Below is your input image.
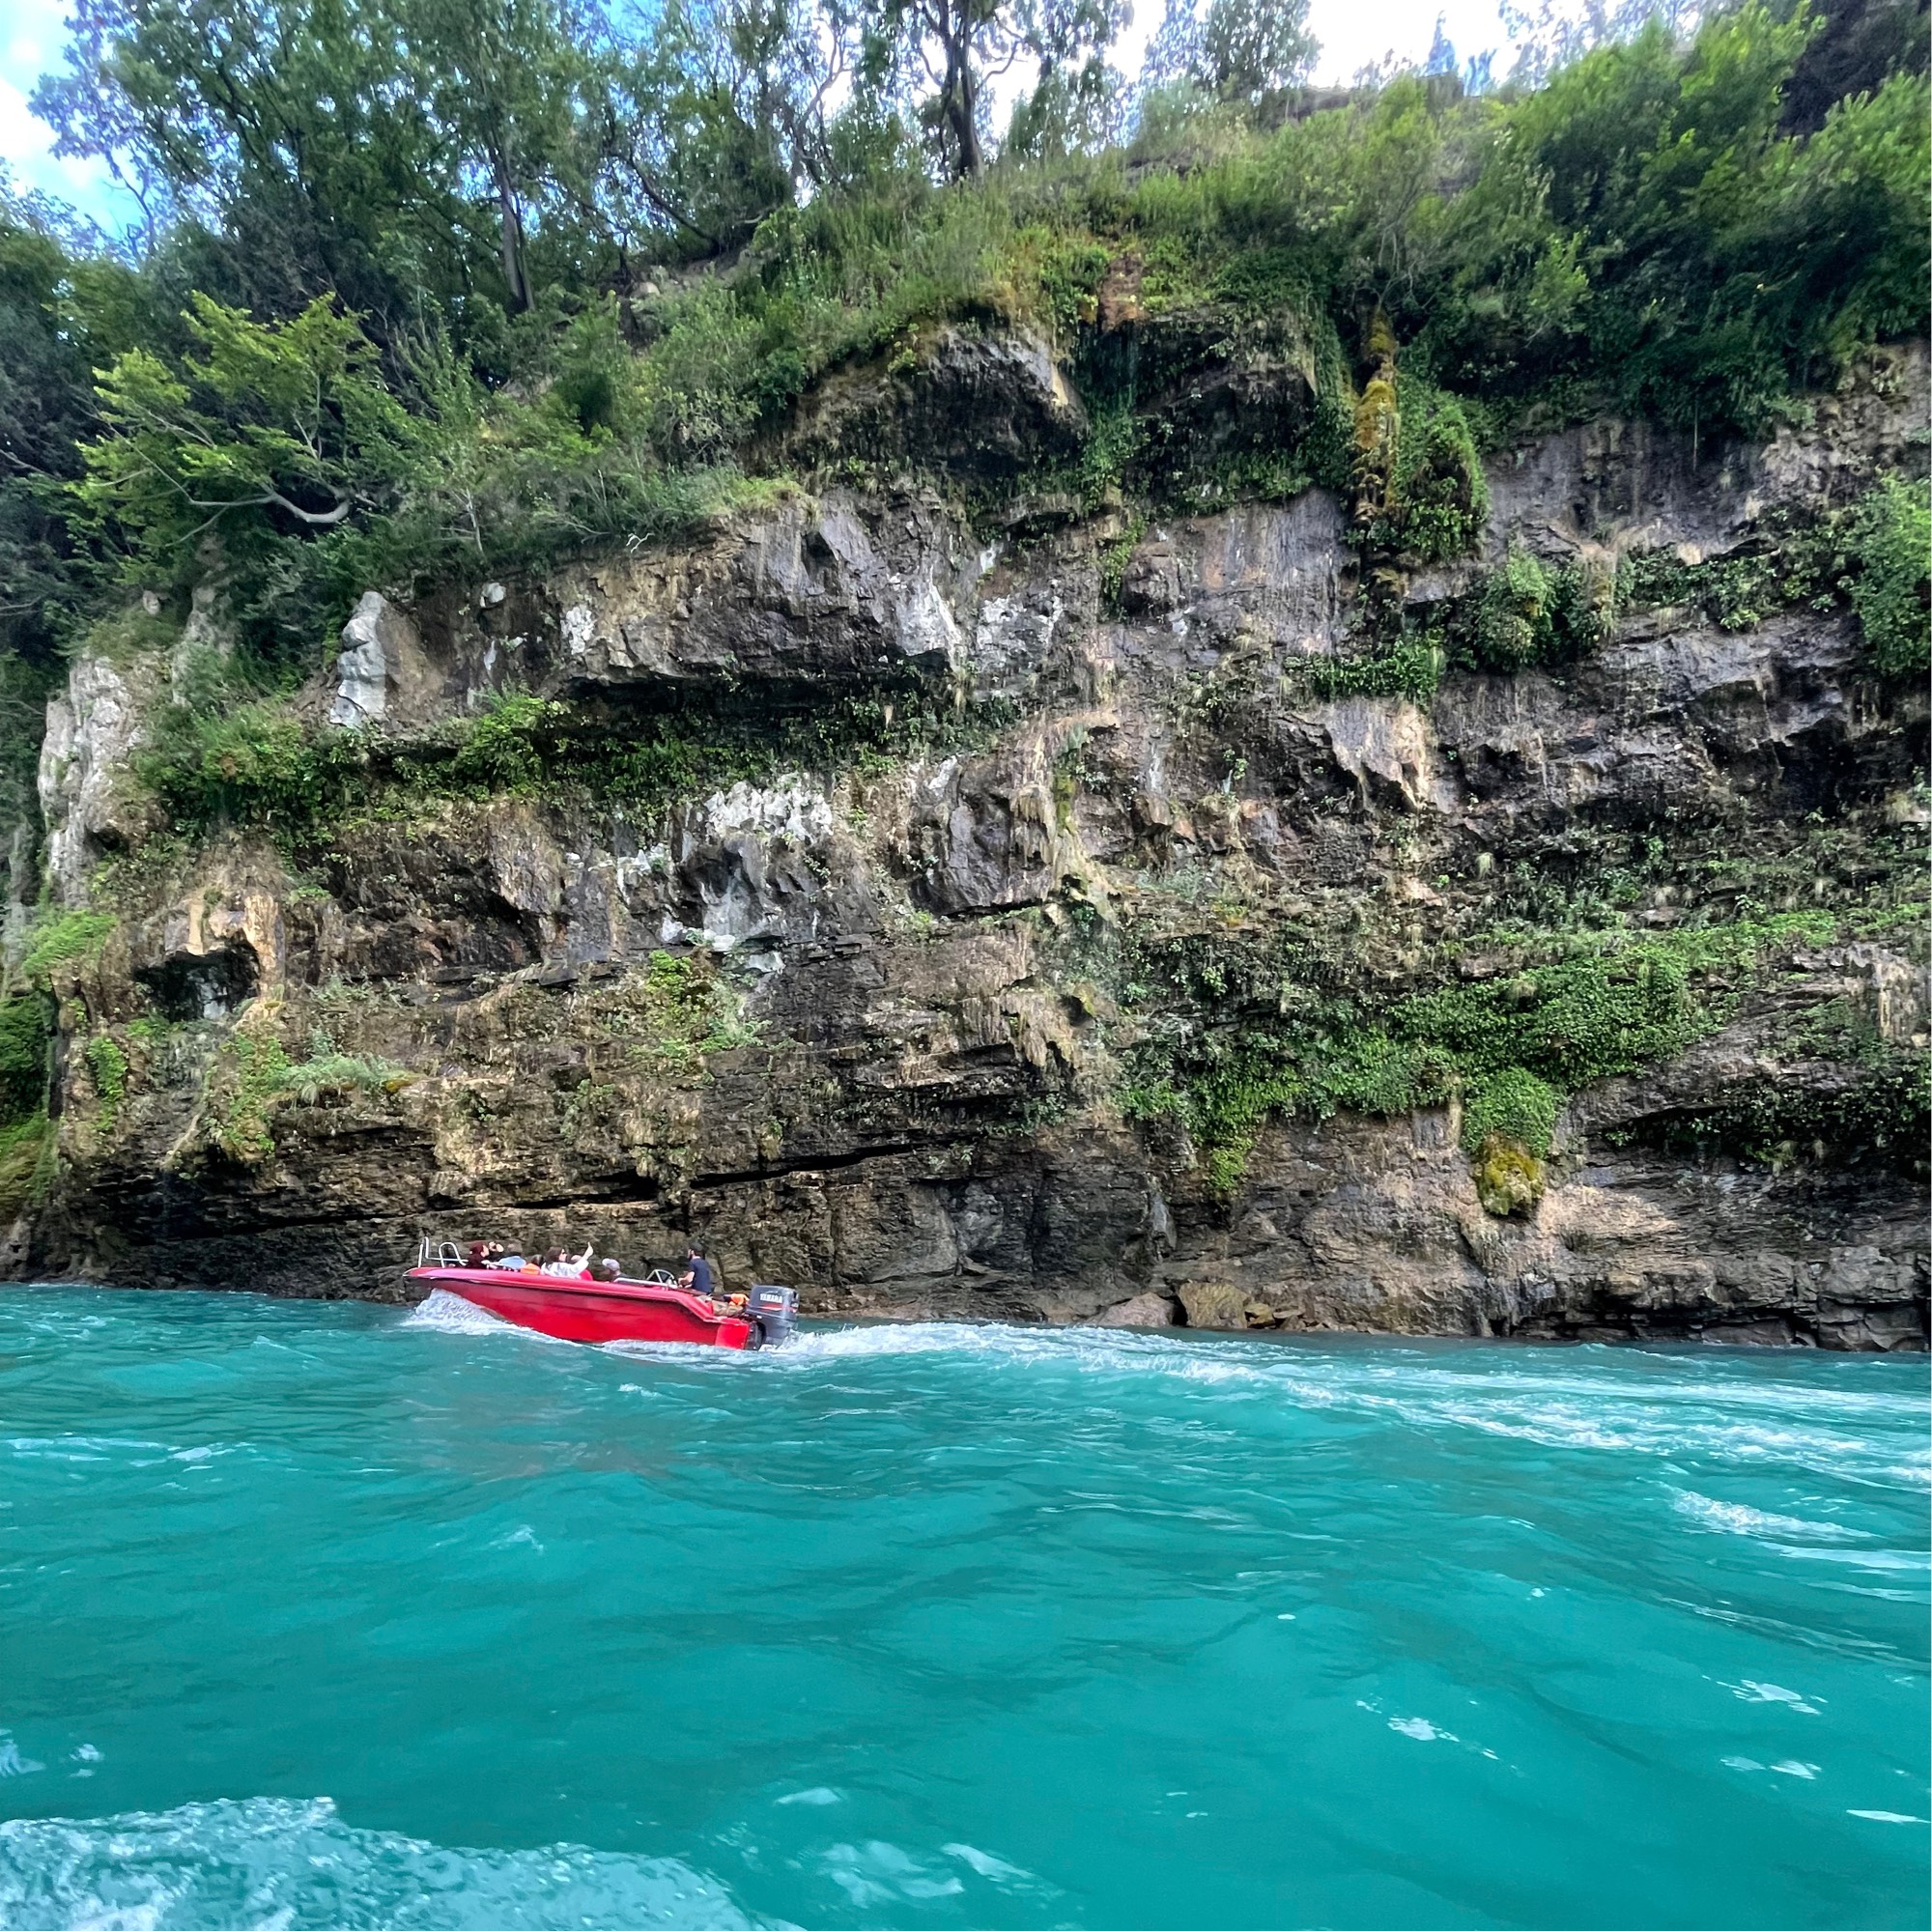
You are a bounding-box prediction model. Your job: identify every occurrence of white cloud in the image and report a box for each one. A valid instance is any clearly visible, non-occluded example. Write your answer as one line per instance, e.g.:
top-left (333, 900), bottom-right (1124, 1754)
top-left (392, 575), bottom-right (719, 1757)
top-left (0, 0), bottom-right (144, 232)
top-left (0, 69), bottom-right (123, 219)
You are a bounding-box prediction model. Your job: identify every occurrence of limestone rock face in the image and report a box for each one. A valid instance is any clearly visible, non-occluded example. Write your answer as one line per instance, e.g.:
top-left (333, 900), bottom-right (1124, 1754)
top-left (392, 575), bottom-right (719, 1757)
top-left (10, 339), bottom-right (1927, 1349)
top-left (545, 495), bottom-right (978, 690)
top-left (38, 652), bottom-right (163, 905)
top-left (331, 591), bottom-right (436, 727)
top-left (1090, 1292), bottom-right (1180, 1328)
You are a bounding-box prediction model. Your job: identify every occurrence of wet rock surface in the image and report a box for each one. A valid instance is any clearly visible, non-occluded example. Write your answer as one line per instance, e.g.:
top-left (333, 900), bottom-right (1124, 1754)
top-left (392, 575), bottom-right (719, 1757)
top-left (10, 343), bottom-right (1927, 1349)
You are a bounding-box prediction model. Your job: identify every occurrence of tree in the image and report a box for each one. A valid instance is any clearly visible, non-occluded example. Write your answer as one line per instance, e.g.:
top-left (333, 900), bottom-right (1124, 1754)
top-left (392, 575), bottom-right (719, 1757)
top-left (395, 0), bottom-right (613, 315)
top-left (1501, 0), bottom-right (1711, 85)
top-left (71, 293), bottom-right (412, 589)
top-left (33, 0), bottom-right (457, 321)
top-left (866, 0), bottom-right (1128, 177)
top-left (0, 193), bottom-right (154, 662)
top-left (604, 0), bottom-right (861, 253)
top-left (31, 0), bottom-right (616, 328)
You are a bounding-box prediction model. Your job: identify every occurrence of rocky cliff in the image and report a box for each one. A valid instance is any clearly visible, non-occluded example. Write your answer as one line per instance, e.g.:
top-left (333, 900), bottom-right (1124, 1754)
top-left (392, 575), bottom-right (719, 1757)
top-left (7, 328), bottom-right (1927, 1348)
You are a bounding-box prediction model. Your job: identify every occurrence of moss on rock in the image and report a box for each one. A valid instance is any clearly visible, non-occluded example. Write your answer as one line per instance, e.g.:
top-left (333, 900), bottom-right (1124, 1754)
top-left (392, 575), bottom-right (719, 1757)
top-left (1472, 1134), bottom-right (1547, 1218)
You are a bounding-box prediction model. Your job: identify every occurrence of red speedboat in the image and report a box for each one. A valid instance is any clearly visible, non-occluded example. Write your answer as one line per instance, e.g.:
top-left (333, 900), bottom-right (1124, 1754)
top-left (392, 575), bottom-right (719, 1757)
top-left (408, 1247), bottom-right (798, 1349)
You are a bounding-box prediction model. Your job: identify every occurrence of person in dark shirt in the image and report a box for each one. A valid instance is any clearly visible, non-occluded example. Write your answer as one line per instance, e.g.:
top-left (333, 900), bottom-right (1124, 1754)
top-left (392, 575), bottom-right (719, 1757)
top-left (680, 1248), bottom-right (714, 1297)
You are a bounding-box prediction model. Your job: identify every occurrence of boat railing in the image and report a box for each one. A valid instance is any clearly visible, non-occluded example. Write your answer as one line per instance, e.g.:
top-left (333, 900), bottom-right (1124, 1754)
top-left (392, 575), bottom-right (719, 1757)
top-left (411, 1240), bottom-right (696, 1290)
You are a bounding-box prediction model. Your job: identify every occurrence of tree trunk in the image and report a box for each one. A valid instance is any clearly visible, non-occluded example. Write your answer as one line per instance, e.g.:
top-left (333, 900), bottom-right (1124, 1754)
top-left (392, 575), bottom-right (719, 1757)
top-left (943, 4), bottom-right (981, 178)
top-left (491, 143), bottom-right (531, 312)
top-left (956, 74), bottom-right (982, 174)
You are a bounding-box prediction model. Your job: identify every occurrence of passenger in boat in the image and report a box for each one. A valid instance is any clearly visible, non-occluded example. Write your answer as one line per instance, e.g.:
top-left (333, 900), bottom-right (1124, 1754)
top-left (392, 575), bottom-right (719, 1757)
top-left (466, 1240), bottom-right (490, 1269)
top-left (590, 1258), bottom-right (621, 1283)
top-left (678, 1247), bottom-right (714, 1298)
top-left (493, 1246), bottom-right (528, 1271)
top-left (542, 1244), bottom-right (594, 1278)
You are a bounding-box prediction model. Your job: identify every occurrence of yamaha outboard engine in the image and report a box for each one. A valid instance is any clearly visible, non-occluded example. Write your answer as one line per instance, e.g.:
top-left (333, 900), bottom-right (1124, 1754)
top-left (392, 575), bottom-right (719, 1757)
top-left (748, 1286), bottom-right (799, 1347)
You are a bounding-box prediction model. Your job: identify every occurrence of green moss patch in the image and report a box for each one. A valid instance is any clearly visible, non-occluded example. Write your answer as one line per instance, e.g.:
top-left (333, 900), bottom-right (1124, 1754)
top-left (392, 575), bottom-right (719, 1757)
top-left (1116, 908), bottom-right (1846, 1198)
top-left (1471, 1135), bottom-right (1547, 1217)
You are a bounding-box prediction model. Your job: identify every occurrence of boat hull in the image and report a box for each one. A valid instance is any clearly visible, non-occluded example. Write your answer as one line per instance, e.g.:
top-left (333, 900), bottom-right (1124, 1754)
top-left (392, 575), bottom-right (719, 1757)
top-left (409, 1267), bottom-right (758, 1348)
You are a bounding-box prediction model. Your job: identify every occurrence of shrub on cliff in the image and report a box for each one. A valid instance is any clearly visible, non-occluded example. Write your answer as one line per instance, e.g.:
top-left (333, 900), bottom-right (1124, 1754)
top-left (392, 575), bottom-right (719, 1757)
top-left (0, 994), bottom-right (50, 1123)
top-left (1846, 475), bottom-right (1932, 677)
top-left (1461, 1067), bottom-right (1562, 1159)
top-left (1117, 911), bottom-right (1842, 1196)
top-left (1462, 547), bottom-right (1618, 672)
top-left (20, 912), bottom-right (115, 984)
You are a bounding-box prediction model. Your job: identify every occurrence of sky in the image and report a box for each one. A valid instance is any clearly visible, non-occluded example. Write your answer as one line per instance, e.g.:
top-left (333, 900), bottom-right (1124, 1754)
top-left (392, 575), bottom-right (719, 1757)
top-left (0, 0), bottom-right (1520, 236)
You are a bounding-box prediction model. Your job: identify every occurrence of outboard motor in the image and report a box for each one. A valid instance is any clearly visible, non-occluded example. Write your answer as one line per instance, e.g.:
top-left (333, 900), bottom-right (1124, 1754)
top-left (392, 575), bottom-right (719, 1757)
top-left (748, 1286), bottom-right (799, 1347)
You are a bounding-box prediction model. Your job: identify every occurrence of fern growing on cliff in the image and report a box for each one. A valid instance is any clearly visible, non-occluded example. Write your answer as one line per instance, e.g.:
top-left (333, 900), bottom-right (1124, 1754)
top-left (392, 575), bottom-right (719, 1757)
top-left (1846, 475), bottom-right (1932, 677)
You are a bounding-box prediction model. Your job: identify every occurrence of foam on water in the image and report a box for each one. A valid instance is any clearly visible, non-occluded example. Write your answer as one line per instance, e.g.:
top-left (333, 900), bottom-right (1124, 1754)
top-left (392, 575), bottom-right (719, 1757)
top-left (409, 1300), bottom-right (1928, 1487)
top-left (1672, 1491), bottom-right (1872, 1540)
top-left (402, 1289), bottom-right (519, 1337)
top-left (635, 1316), bottom-right (1926, 1488)
top-left (0, 1798), bottom-right (791, 1931)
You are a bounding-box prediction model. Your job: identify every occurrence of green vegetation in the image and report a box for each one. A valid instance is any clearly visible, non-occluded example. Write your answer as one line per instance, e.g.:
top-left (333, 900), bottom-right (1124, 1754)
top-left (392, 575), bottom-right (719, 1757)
top-left (1117, 906), bottom-right (1851, 1198)
top-left (0, 0), bottom-right (1918, 706)
top-left (206, 1026), bottom-right (409, 1164)
top-left (1624, 1044), bottom-right (1929, 1171)
top-left (616, 952), bottom-right (761, 1071)
top-left (1615, 478), bottom-right (1929, 660)
top-left (1357, 374), bottom-right (1490, 565)
top-left (1604, 983), bottom-right (1930, 1171)
top-left (1096, 515), bottom-right (1148, 611)
top-left (0, 1115), bottom-right (54, 1221)
top-left (1352, 474), bottom-right (1923, 688)
top-left (1845, 475), bottom-right (1932, 675)
top-left (1461, 1066), bottom-right (1562, 1159)
top-left (1456, 546), bottom-right (1617, 672)
top-left (0, 989), bottom-right (54, 1211)
top-left (1470, 1134), bottom-right (1547, 1218)
top-left (82, 1035), bottom-right (129, 1131)
top-left (211, 1031), bottom-right (289, 1164)
top-left (138, 679), bottom-right (1013, 854)
top-left (0, 993), bottom-right (50, 1122)
top-left (20, 912), bottom-right (115, 983)
top-left (1305, 637), bottom-right (1442, 704)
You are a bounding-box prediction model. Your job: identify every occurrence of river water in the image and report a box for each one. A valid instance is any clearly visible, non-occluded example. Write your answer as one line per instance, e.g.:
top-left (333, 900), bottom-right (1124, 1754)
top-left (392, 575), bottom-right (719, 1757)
top-left (0, 1286), bottom-right (1924, 1930)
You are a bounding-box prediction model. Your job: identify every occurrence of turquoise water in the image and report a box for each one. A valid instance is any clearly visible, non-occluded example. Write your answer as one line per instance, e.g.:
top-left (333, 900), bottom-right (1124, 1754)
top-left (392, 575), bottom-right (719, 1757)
top-left (0, 1287), bottom-right (1925, 1930)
